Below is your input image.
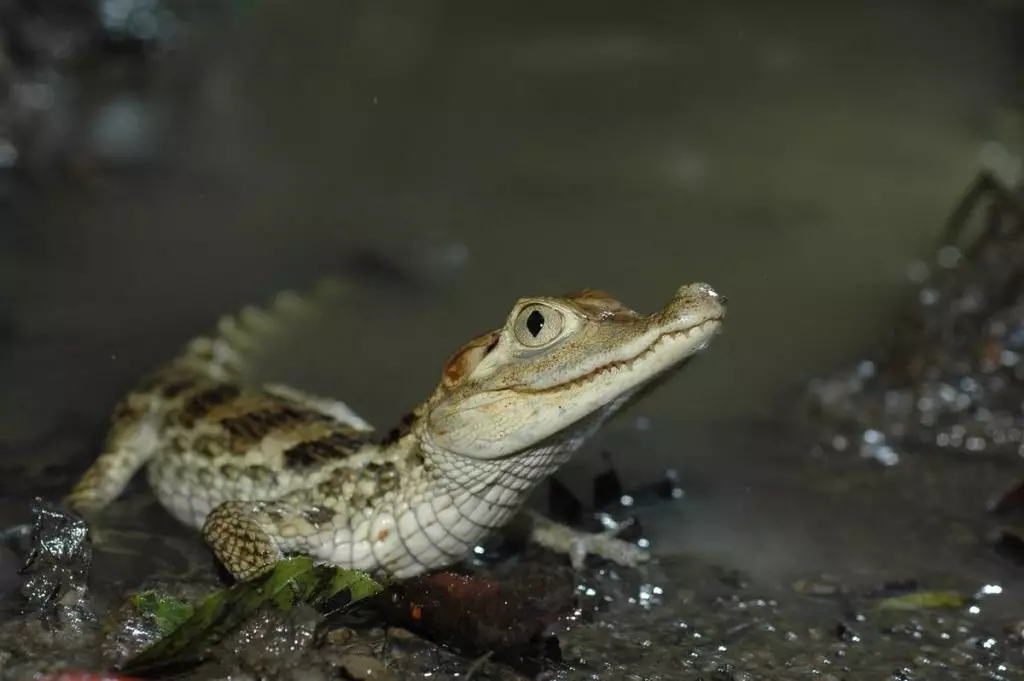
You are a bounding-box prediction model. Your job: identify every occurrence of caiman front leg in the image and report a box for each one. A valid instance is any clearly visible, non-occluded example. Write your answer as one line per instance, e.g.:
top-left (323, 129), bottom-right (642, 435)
top-left (65, 409), bottom-right (163, 515)
top-left (522, 510), bottom-right (650, 570)
top-left (202, 499), bottom-right (319, 581)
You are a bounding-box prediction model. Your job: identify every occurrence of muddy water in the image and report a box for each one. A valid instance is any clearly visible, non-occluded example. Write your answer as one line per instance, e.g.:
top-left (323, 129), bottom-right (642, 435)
top-left (2, 1), bottom-right (1024, 679)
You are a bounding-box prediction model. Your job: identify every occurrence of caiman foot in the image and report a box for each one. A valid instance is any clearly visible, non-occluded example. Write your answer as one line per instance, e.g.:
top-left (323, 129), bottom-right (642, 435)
top-left (523, 510), bottom-right (650, 570)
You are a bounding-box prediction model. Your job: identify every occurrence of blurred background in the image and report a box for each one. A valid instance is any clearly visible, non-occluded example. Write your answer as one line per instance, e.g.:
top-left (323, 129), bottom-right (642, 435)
top-left (1, 0), bottom-right (1023, 577)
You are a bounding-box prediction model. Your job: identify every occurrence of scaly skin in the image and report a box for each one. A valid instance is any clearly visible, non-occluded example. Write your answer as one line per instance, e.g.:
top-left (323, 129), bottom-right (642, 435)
top-left (65, 282), bottom-right (726, 581)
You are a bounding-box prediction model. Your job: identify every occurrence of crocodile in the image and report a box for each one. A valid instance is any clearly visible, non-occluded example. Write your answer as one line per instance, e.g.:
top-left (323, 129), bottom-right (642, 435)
top-left (64, 282), bottom-right (726, 581)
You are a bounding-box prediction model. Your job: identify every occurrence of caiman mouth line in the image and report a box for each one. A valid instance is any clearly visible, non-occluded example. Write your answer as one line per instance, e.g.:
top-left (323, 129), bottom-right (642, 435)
top-left (510, 316), bottom-right (724, 396)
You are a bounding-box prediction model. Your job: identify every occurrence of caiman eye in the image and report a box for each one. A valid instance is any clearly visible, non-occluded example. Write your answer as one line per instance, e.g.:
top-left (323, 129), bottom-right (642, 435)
top-left (513, 304), bottom-right (564, 347)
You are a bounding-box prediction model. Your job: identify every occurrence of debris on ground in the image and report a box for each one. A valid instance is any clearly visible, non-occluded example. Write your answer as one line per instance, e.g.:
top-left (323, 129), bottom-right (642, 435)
top-left (18, 500), bottom-right (94, 631)
top-left (374, 565), bottom-right (574, 677)
top-left (805, 172), bottom-right (1024, 465)
top-left (119, 556), bottom-right (382, 676)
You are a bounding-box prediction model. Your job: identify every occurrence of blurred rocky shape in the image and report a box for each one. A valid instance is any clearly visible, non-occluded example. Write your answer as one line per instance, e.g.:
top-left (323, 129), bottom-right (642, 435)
top-left (16, 500), bottom-right (95, 633)
top-left (805, 171), bottom-right (1024, 462)
top-left (0, 0), bottom-right (229, 187)
top-left (0, 504), bottom-right (103, 678)
top-left (987, 478), bottom-right (1024, 564)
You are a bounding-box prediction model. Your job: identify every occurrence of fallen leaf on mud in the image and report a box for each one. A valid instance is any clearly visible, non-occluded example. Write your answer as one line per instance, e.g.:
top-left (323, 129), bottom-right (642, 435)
top-left (119, 557), bottom-right (381, 677)
top-left (874, 590), bottom-right (967, 611)
top-left (374, 566), bottom-right (573, 676)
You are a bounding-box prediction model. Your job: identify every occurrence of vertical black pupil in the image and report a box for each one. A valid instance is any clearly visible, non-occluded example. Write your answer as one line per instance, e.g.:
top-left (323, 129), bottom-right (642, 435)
top-left (526, 310), bottom-right (545, 337)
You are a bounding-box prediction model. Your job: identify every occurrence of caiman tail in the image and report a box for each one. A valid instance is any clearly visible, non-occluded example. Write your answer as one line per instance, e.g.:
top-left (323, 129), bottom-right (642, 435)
top-left (170, 277), bottom-right (346, 382)
top-left (65, 277), bottom-right (347, 514)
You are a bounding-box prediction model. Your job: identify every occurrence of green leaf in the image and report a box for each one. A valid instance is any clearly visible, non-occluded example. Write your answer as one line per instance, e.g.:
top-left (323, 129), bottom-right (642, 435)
top-left (130, 590), bottom-right (195, 635)
top-left (120, 557), bottom-right (383, 676)
top-left (874, 590), bottom-right (967, 611)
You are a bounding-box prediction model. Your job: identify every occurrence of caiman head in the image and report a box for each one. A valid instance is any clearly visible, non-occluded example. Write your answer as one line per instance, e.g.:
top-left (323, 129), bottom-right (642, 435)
top-left (417, 283), bottom-right (726, 462)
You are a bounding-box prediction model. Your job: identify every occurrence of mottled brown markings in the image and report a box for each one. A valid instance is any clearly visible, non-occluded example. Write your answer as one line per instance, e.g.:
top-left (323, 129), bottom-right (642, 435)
top-left (133, 365), bottom-right (205, 402)
top-left (364, 461), bottom-right (400, 493)
top-left (316, 469), bottom-right (358, 499)
top-left (161, 378), bottom-right (197, 399)
top-left (196, 467), bottom-right (214, 487)
top-left (219, 406), bottom-right (331, 453)
top-left (309, 462), bottom-right (399, 511)
top-left (246, 464), bottom-right (279, 485)
top-left (109, 398), bottom-right (137, 425)
top-left (281, 430), bottom-right (365, 470)
top-left (162, 408), bottom-right (182, 429)
top-left (218, 464), bottom-right (243, 482)
top-left (134, 370), bottom-right (173, 394)
top-left (178, 384), bottom-right (243, 427)
top-left (192, 435), bottom-right (225, 458)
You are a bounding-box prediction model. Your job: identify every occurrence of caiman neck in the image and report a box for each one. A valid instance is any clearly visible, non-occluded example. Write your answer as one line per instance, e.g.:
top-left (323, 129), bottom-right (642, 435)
top-left (418, 407), bottom-right (605, 496)
top-left (377, 407), bottom-right (426, 460)
top-left (376, 405), bottom-right (578, 499)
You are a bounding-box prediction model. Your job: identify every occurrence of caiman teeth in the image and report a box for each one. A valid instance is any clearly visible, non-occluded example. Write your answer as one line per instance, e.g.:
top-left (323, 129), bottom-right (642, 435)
top-left (513, 316), bottom-right (723, 395)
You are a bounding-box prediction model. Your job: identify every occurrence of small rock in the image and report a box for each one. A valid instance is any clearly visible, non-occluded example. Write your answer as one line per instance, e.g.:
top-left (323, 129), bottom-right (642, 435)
top-left (322, 626), bottom-right (357, 646)
top-left (337, 654), bottom-right (398, 681)
top-left (18, 500), bottom-right (95, 634)
top-left (384, 627), bottom-right (419, 641)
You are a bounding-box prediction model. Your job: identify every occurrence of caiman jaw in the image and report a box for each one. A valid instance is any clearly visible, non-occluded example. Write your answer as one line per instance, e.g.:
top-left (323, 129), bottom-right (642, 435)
top-left (514, 284), bottom-right (724, 394)
top-left (421, 282), bottom-right (726, 460)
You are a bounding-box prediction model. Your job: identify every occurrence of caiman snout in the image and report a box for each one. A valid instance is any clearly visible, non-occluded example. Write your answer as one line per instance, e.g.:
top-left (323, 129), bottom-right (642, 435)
top-left (659, 282), bottom-right (727, 330)
top-left (676, 282), bottom-right (726, 306)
